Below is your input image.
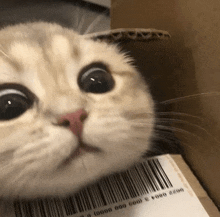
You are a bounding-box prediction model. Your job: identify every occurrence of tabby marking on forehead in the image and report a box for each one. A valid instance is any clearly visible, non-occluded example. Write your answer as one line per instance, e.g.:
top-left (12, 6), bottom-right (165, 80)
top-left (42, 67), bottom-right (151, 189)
top-left (0, 45), bottom-right (21, 72)
top-left (51, 34), bottom-right (80, 60)
top-left (10, 42), bottom-right (43, 69)
top-left (0, 58), bottom-right (19, 83)
top-left (51, 35), bottom-right (71, 61)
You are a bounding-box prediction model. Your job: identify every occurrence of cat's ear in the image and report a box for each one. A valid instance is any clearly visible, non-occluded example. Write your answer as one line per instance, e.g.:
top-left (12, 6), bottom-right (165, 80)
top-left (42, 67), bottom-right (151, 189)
top-left (83, 28), bottom-right (170, 43)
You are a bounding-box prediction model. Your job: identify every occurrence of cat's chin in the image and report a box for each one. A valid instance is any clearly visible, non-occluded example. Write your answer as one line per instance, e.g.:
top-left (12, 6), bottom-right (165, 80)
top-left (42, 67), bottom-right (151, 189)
top-left (59, 142), bottom-right (102, 167)
top-left (9, 145), bottom-right (143, 198)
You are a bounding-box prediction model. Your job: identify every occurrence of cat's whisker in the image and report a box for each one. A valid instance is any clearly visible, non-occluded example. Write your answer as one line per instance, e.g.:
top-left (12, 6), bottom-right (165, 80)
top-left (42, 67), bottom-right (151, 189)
top-left (160, 92), bottom-right (220, 105)
top-left (153, 136), bottom-right (178, 147)
top-left (153, 130), bottom-right (179, 142)
top-left (83, 0), bottom-right (127, 35)
top-left (80, 155), bottom-right (88, 173)
top-left (159, 124), bottom-right (220, 152)
top-left (156, 117), bottom-right (220, 143)
top-left (77, 13), bottom-right (86, 35)
top-left (156, 111), bottom-right (207, 123)
top-left (75, 4), bottom-right (81, 28)
top-left (153, 131), bottom-right (219, 164)
top-left (150, 135), bottom-right (200, 158)
top-left (0, 46), bottom-right (12, 61)
top-left (132, 119), bottom-right (213, 143)
top-left (154, 124), bottom-right (204, 142)
top-left (83, 13), bottom-right (108, 35)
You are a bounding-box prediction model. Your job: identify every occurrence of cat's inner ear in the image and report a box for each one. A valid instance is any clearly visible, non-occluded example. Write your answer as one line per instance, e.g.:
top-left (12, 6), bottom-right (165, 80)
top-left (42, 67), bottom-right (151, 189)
top-left (83, 28), bottom-right (170, 43)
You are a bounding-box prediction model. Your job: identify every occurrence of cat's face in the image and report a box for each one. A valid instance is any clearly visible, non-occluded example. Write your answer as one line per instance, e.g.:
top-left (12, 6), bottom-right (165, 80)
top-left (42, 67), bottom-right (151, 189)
top-left (0, 22), bottom-right (155, 198)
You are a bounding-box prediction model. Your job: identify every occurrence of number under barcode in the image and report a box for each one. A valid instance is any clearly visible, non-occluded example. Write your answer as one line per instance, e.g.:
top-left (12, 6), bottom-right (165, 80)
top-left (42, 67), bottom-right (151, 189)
top-left (14, 158), bottom-right (173, 217)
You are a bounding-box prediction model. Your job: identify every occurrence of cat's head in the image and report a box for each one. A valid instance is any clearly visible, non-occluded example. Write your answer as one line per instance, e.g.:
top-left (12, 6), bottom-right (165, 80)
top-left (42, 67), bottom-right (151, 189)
top-left (0, 22), bottom-right (169, 198)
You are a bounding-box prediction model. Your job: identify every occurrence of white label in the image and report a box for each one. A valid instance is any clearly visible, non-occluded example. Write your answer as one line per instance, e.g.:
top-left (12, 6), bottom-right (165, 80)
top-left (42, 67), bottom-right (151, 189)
top-left (1, 155), bottom-right (210, 217)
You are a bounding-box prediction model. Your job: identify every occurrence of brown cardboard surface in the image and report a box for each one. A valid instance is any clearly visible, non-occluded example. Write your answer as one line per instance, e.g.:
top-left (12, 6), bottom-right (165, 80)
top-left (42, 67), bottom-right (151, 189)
top-left (170, 155), bottom-right (220, 217)
top-left (111, 0), bottom-right (220, 208)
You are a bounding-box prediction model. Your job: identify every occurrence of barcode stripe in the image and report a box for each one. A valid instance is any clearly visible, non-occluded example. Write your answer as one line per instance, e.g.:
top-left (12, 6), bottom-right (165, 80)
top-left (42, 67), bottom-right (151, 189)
top-left (44, 200), bottom-right (52, 217)
top-left (14, 201), bottom-right (23, 217)
top-left (104, 177), bottom-right (117, 204)
top-left (121, 171), bottom-right (136, 198)
top-left (35, 201), bottom-right (43, 217)
top-left (23, 202), bottom-right (34, 217)
top-left (63, 197), bottom-right (77, 215)
top-left (71, 197), bottom-right (79, 214)
top-left (91, 185), bottom-right (101, 208)
top-left (64, 198), bottom-right (72, 215)
top-left (87, 187), bottom-right (97, 209)
top-left (79, 191), bottom-right (88, 212)
top-left (89, 186), bottom-right (98, 208)
top-left (54, 199), bottom-right (65, 217)
top-left (114, 174), bottom-right (129, 200)
top-left (134, 167), bottom-right (149, 194)
top-left (141, 162), bottom-right (158, 191)
top-left (78, 192), bottom-right (85, 212)
top-left (38, 200), bottom-right (47, 217)
top-left (136, 164), bottom-right (152, 193)
top-left (48, 200), bottom-right (56, 217)
top-left (103, 178), bottom-right (117, 203)
top-left (148, 161), bottom-right (162, 191)
top-left (148, 160), bottom-right (164, 190)
top-left (14, 158), bottom-right (174, 217)
top-left (98, 179), bottom-right (112, 204)
top-left (117, 173), bottom-right (132, 199)
top-left (155, 159), bottom-right (173, 188)
top-left (112, 174), bottom-right (127, 201)
top-left (131, 167), bottom-right (148, 195)
top-left (75, 193), bottom-right (83, 213)
top-left (97, 184), bottom-right (107, 206)
top-left (108, 175), bottom-right (123, 202)
top-left (81, 189), bottom-right (92, 211)
top-left (92, 184), bottom-right (104, 207)
top-left (127, 170), bottom-right (142, 197)
top-left (153, 159), bottom-right (168, 189)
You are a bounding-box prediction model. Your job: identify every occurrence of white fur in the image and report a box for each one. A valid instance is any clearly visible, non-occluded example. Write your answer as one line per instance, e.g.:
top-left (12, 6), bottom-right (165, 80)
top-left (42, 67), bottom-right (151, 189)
top-left (0, 22), bottom-right (155, 198)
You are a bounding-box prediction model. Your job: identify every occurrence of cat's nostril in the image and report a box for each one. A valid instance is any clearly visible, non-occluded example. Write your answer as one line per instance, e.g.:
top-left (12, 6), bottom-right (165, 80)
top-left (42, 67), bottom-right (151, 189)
top-left (60, 119), bottom-right (70, 127)
top-left (58, 109), bottom-right (88, 137)
top-left (80, 113), bottom-right (88, 122)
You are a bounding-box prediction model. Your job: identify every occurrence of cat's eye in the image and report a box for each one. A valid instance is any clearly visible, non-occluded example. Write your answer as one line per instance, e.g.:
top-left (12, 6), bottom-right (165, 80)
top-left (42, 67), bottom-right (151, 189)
top-left (78, 63), bottom-right (114, 93)
top-left (0, 88), bottom-right (34, 120)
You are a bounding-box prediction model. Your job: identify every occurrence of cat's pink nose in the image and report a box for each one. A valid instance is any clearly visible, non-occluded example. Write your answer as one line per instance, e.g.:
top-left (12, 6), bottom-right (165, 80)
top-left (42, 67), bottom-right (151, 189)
top-left (58, 109), bottom-right (88, 137)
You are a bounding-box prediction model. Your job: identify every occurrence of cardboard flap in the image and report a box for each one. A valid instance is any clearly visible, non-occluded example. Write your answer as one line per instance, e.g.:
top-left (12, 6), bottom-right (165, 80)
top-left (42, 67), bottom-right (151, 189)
top-left (84, 28), bottom-right (170, 43)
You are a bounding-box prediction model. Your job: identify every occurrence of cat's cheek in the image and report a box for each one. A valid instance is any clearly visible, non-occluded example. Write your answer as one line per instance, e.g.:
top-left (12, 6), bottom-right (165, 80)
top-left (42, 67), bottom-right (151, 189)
top-left (30, 126), bottom-right (79, 171)
top-left (9, 126), bottom-right (79, 175)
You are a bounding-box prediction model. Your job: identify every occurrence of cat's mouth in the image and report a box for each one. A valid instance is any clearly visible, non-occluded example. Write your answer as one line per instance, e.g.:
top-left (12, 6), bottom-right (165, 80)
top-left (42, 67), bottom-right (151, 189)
top-left (61, 142), bottom-right (102, 166)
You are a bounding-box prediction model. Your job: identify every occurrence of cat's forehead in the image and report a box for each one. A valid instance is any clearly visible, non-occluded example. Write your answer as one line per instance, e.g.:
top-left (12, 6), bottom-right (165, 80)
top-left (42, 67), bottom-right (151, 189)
top-left (0, 23), bottom-right (131, 83)
top-left (0, 23), bottom-right (119, 62)
top-left (0, 22), bottom-right (135, 105)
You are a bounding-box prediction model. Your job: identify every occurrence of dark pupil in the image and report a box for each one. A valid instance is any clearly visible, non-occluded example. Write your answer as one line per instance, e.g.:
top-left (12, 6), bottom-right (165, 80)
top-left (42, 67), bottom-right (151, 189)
top-left (0, 94), bottom-right (31, 120)
top-left (80, 70), bottom-right (114, 93)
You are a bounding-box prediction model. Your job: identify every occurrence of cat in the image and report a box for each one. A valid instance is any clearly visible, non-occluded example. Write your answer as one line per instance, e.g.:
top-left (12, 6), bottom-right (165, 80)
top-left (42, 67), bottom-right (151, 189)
top-left (0, 2), bottom-right (178, 200)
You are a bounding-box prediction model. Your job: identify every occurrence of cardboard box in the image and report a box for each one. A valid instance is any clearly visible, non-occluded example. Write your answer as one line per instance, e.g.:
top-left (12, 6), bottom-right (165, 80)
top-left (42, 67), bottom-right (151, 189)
top-left (111, 0), bottom-right (220, 207)
top-left (170, 155), bottom-right (220, 217)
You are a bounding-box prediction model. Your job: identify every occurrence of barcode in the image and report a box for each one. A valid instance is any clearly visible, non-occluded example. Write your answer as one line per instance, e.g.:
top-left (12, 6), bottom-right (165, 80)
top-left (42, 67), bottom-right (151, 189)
top-left (14, 158), bottom-right (173, 217)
